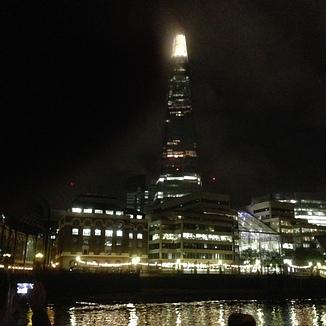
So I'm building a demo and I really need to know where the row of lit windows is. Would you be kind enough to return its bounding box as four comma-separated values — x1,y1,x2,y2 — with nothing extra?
281,220,292,226
71,208,124,215
293,227,319,233
183,252,233,260
71,228,143,239
171,92,186,97
151,233,232,242
182,233,231,242
164,151,197,158
280,228,292,234
70,209,144,220
72,228,121,237
149,242,233,251
167,140,180,146
157,176,199,182
148,253,233,260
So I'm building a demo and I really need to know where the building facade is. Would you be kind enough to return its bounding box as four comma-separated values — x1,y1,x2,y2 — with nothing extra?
248,196,326,256
252,193,326,226
0,213,46,270
237,210,281,270
125,174,147,212
55,194,148,271
154,31,202,203
147,192,236,273
245,200,295,258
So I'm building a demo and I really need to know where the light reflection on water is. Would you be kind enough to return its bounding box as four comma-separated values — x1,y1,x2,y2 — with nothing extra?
40,299,326,326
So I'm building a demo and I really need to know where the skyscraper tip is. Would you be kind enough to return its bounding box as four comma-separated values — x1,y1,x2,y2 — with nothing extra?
171,33,187,59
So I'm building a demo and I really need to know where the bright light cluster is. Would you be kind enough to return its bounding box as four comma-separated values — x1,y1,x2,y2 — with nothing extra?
172,34,188,58
157,175,200,182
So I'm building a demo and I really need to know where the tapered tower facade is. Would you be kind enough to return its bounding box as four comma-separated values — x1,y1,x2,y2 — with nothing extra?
154,31,202,203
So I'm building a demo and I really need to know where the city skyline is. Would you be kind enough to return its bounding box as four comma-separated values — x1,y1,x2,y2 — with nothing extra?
1,1,326,212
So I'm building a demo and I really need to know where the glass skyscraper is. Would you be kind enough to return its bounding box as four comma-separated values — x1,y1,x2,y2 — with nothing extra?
154,31,202,203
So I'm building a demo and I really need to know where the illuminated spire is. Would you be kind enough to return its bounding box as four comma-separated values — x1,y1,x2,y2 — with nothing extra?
154,29,201,204
171,33,188,60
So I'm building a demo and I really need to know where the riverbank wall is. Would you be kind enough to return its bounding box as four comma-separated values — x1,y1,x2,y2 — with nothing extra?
139,273,326,300
5,271,326,300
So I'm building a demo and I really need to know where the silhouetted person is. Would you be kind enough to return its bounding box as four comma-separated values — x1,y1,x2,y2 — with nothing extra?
1,270,50,325
26,280,51,326
228,312,256,325
0,270,21,325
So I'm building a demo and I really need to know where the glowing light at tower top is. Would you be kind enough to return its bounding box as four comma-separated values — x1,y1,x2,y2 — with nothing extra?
172,34,188,59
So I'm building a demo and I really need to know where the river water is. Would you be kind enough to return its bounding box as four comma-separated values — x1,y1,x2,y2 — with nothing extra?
17,297,326,326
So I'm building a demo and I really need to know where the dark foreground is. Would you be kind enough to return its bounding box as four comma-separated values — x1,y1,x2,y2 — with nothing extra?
5,271,326,302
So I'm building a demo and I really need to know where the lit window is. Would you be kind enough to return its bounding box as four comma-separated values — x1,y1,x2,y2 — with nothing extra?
84,208,92,214
106,210,114,215
136,215,142,219
152,234,160,241
105,240,112,247
129,233,133,239
83,228,91,236
137,233,143,239
95,229,101,236
116,211,124,216
72,207,82,213
72,228,79,235
95,209,103,214
116,230,123,237
105,230,113,237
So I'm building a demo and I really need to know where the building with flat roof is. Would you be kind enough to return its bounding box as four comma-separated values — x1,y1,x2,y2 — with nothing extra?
249,195,326,256
245,200,295,258
147,192,236,273
55,194,148,271
125,174,147,213
252,193,326,226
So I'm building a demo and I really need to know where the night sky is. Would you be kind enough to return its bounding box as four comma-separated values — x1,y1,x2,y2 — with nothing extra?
1,1,326,212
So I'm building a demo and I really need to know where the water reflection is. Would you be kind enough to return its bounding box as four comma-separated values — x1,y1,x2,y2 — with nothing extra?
35,299,326,326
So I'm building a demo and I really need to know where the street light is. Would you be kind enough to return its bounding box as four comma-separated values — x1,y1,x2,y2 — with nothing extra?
34,252,44,270
132,257,140,273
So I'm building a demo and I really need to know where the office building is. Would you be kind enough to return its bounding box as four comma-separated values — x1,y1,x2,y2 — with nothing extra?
154,31,202,203
147,192,236,273
237,210,282,269
252,193,326,226
245,200,295,258
55,194,148,271
249,194,326,254
125,174,147,212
